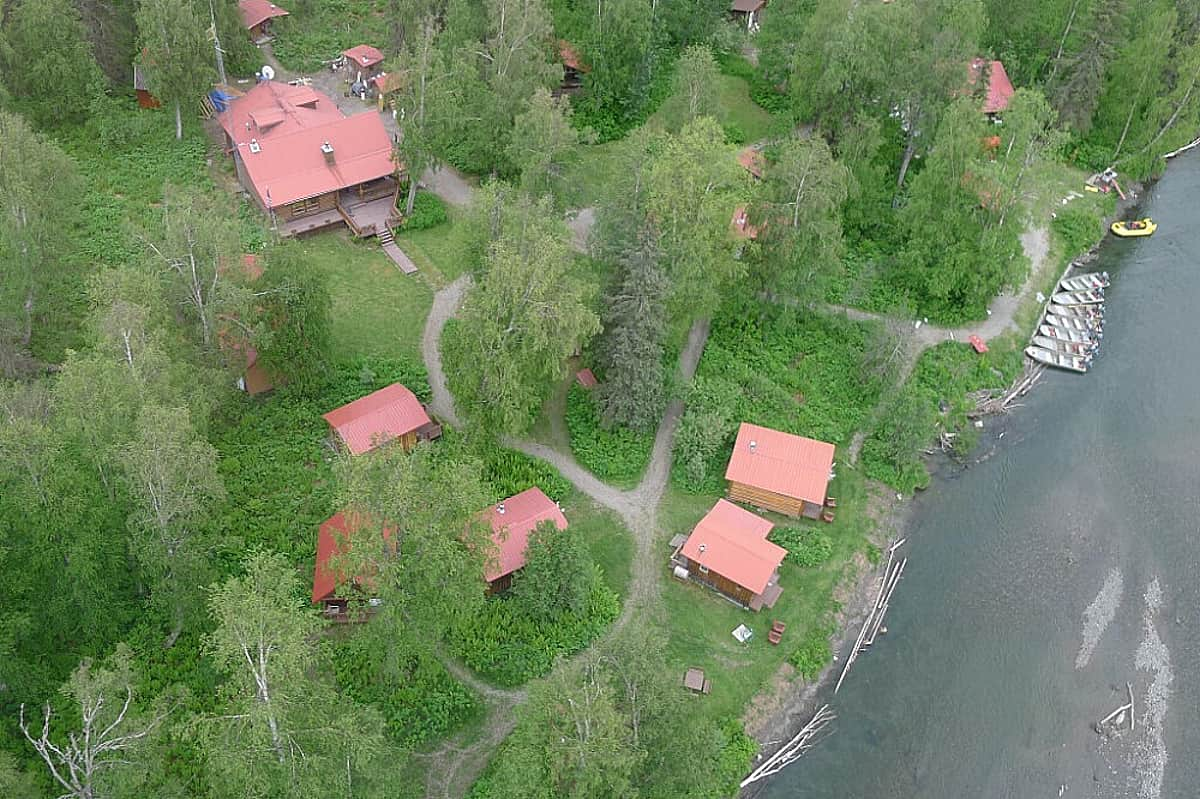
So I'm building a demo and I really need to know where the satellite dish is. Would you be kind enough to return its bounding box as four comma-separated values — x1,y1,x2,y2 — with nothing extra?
260,65,276,81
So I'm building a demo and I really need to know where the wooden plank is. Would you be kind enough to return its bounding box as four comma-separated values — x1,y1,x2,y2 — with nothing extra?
382,241,418,274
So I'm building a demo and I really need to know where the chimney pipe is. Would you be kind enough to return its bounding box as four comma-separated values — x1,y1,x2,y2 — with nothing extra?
699,543,707,553
749,440,757,451
321,140,335,166
497,503,506,515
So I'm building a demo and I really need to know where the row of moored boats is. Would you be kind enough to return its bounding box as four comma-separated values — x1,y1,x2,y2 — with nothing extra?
1025,273,1108,373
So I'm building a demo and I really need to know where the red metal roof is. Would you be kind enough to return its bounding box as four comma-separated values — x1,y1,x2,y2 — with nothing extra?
322,383,432,455
968,58,1015,114
312,511,394,603
558,40,589,72
484,487,568,582
725,422,835,506
239,0,289,30
680,499,785,595
737,147,765,179
575,368,598,388
218,82,396,208
731,0,766,12
343,45,385,70
731,204,760,240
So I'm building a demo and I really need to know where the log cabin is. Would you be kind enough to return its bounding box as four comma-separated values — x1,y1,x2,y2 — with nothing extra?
557,41,588,96
217,81,403,238
217,254,275,396
673,499,787,610
343,45,385,77
238,0,289,42
725,422,835,519
730,0,766,31
322,383,441,456
737,146,765,179
967,58,1015,118
484,487,568,594
312,511,394,620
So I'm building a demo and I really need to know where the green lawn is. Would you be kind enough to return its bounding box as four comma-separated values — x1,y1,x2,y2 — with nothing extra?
566,492,635,599
658,467,875,722
270,0,391,73
713,74,780,144
294,232,434,360
393,206,474,284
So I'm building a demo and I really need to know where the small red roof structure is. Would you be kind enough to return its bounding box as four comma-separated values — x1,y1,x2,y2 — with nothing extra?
731,0,766,11
238,0,289,30
737,147,765,179
217,81,396,209
322,383,433,455
726,422,835,514
485,487,568,584
343,45,385,71
968,334,989,354
559,41,589,73
731,205,761,240
968,58,1015,115
575,368,599,388
680,499,786,596
312,511,394,605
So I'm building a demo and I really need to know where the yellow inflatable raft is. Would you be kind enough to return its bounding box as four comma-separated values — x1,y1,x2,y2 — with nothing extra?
1111,218,1157,237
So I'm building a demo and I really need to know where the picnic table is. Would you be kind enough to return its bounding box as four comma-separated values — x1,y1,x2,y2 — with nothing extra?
683,668,711,694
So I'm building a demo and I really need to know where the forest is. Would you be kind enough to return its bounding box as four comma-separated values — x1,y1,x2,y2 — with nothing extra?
0,0,1197,796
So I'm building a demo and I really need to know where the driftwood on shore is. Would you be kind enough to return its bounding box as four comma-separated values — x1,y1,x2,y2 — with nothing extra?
967,363,1046,418
740,705,836,788
1094,682,1136,736
835,539,907,694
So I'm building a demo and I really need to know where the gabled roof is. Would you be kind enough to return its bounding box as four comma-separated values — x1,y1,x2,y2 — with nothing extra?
343,45,385,70
680,499,785,594
312,511,394,603
218,82,396,207
968,58,1015,114
239,0,289,30
484,487,568,582
725,422,835,506
731,204,760,240
731,0,766,12
558,40,589,72
322,383,432,455
737,147,765,179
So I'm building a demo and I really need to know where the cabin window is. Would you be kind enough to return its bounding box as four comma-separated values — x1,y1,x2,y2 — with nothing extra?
698,564,709,574
290,197,321,216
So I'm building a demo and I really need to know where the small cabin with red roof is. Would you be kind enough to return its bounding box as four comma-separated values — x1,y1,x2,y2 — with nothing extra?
217,81,402,237
217,254,275,396
558,41,589,95
484,487,568,594
725,422,835,519
967,58,1015,117
730,0,766,31
322,383,441,455
343,45,386,76
239,0,289,41
737,147,765,179
731,205,761,240
312,511,394,619
674,499,786,610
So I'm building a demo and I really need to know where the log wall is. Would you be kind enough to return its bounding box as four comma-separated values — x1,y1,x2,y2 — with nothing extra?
685,557,753,606
727,481,805,518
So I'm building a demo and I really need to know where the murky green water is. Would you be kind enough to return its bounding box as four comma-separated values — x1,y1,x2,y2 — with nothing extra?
759,154,1200,799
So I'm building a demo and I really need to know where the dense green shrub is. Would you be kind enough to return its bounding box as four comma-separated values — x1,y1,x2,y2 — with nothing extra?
326,636,478,747
453,574,619,686
400,191,449,232
715,51,790,115
449,431,573,503
788,623,834,679
564,385,654,487
271,1,390,73
768,528,834,567
1052,204,1107,259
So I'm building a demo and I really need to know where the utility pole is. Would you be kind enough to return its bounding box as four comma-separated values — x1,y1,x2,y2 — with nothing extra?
210,0,227,86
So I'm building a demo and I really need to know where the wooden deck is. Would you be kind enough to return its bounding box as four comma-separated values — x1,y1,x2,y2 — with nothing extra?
278,208,346,237
340,194,398,238
749,582,783,611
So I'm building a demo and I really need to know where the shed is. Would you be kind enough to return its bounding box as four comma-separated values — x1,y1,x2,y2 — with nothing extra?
575,368,599,388
216,254,275,396
133,63,160,109
737,147,765,179
730,0,766,30
239,0,289,40
968,58,1015,115
725,422,835,518
731,205,760,240
312,511,394,619
322,383,440,455
484,487,568,593
678,499,786,610
343,45,386,73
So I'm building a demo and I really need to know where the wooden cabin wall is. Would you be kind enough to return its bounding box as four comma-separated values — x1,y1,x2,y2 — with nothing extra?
685,557,753,605
277,191,338,222
727,482,804,517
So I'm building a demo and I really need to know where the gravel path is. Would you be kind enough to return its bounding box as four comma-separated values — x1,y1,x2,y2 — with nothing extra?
566,207,595,254
419,272,711,796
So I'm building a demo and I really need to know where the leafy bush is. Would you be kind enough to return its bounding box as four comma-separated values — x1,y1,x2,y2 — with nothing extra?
1052,205,1106,259
715,51,790,115
400,190,448,232
768,527,834,567
453,574,619,686
564,385,654,487
721,121,747,145
326,636,478,747
788,623,834,679
712,718,759,797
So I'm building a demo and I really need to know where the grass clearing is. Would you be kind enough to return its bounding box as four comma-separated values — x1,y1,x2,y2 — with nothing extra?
271,0,391,74
566,492,635,598
295,231,435,360
713,74,781,144
394,205,474,284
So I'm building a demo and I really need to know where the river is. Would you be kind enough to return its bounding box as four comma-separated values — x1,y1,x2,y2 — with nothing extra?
759,153,1200,799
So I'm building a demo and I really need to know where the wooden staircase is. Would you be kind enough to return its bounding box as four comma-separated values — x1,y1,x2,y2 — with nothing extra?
379,226,418,275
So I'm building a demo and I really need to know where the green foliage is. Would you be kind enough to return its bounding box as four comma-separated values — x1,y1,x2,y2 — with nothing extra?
271,0,391,73
768,527,834,567
787,622,834,679
712,719,759,797
565,385,655,487
473,440,574,503
715,51,791,115
399,190,449,231
453,576,619,686
255,244,335,398
512,525,596,623
1052,204,1108,258
326,636,478,747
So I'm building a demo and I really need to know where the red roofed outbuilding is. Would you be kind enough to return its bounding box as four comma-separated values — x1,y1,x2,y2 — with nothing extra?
731,204,761,240
322,383,441,455
239,0,289,40
484,487,568,593
737,147,765,179
312,511,395,619
968,58,1015,115
217,81,402,237
676,499,786,610
725,422,835,519
343,45,385,72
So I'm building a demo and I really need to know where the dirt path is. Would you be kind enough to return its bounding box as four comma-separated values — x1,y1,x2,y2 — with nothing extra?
566,207,595,254
419,272,711,796
421,165,476,207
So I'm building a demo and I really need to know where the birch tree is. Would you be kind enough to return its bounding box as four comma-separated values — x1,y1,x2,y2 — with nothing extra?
202,552,393,799
0,0,105,126
662,44,720,131
392,16,451,216
507,87,586,198
20,645,171,799
135,0,213,139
